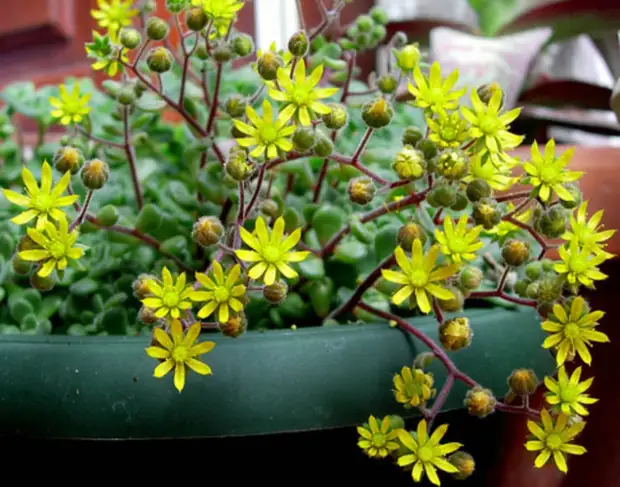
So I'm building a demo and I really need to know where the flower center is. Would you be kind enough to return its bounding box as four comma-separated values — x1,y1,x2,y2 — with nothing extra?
545,433,563,451
479,116,499,135
49,242,66,260
570,258,588,274
442,126,456,141
372,433,387,448
417,446,433,462
560,387,578,403
291,86,310,106
262,244,281,263
172,345,189,363
260,125,279,143
409,269,428,288
540,166,559,183
405,383,421,398
429,88,444,103
449,237,467,253
214,286,230,303
563,322,580,339
32,193,54,212
163,291,180,308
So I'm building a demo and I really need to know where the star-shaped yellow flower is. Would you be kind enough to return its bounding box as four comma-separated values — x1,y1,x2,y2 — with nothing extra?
49,84,91,126
191,262,247,323
408,62,467,114
357,415,400,458
142,266,196,320
561,201,615,254
434,214,484,264
554,239,610,290
91,0,138,40
544,365,598,416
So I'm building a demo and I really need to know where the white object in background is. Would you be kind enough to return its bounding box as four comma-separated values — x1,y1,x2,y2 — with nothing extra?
375,0,478,28
254,0,300,52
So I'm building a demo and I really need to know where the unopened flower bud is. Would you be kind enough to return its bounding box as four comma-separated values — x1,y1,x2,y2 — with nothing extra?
435,148,469,180
195,44,209,60
416,138,438,160
231,33,254,57
535,206,568,239
186,6,207,31
11,254,31,275
537,275,563,303
525,261,542,280
220,313,247,338
53,146,83,175
437,287,465,313
397,222,427,249
526,281,540,300
451,191,468,211
356,14,373,32
449,451,476,480
257,51,283,81
392,145,425,180
477,82,503,108
213,41,234,63
312,132,333,157
30,273,55,292
388,414,405,430
132,273,155,299
361,97,393,128
514,279,530,298
508,368,538,396
559,183,582,209
224,95,247,118
371,25,387,42
394,44,421,71
466,178,492,202
192,216,224,247
81,159,109,190
119,27,142,49
260,199,280,219
288,30,309,57
378,74,398,94
402,126,423,146
370,6,389,25
439,317,472,351
18,234,39,252
139,306,159,325
428,182,457,208
96,204,119,227
502,239,530,267
541,259,554,273
292,126,316,152
225,147,253,181
348,176,376,205
413,351,435,369
464,386,496,418
321,103,348,130
459,266,483,290
263,280,288,304
146,47,174,73
146,16,169,40
117,84,137,105
472,197,501,229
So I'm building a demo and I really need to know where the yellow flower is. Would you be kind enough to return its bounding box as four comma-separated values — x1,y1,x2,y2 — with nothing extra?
2,160,78,230
381,239,460,314
561,201,615,254
523,140,583,203
542,296,608,366
397,419,462,486
142,266,195,320
92,48,129,78
434,214,484,264
19,217,85,278
525,409,586,473
233,99,296,160
554,239,610,289
235,216,310,285
191,262,246,323
49,84,91,126
268,59,338,126
426,110,470,149
91,0,138,39
192,0,244,36
408,62,467,114
393,365,436,408
544,366,598,416
357,415,400,458
462,151,519,192
461,88,523,163
145,320,215,393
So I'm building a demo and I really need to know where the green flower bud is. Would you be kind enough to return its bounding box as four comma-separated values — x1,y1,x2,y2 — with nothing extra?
449,452,476,480
388,414,405,431
402,126,423,146
347,176,376,205
377,74,398,94
464,386,496,418
288,30,309,57
477,82,503,108
371,25,387,42
220,313,247,338
466,178,492,202
525,261,542,280
536,206,568,239
321,103,348,130
257,51,283,81
11,254,31,275
96,204,119,227
356,15,373,33
459,266,483,290
435,148,469,180
507,368,538,396
81,159,110,190
132,273,155,300
439,316,472,351
224,95,247,118
514,279,530,298
394,44,421,71
133,79,148,97
428,183,457,208
541,259,555,273
472,197,501,230
292,126,316,152
213,41,234,63
146,16,169,40
260,199,280,219
30,273,55,292
450,191,468,211
166,0,187,13
143,0,156,12
117,84,137,105
416,138,438,160
537,275,563,303
139,306,159,325
119,27,142,49
437,287,465,313
391,31,408,48
361,97,393,128
146,47,174,73
313,132,334,157
53,146,83,175
370,6,389,25
346,25,358,39
186,6,207,31
526,281,540,300
397,222,427,249
502,239,530,267
392,145,426,180
18,234,39,252
192,216,224,247
231,33,254,57
413,351,435,369
263,280,288,304
226,146,253,181
195,43,209,60
559,183,582,209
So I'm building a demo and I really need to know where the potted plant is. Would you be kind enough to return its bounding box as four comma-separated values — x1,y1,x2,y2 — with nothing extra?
0,0,614,483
